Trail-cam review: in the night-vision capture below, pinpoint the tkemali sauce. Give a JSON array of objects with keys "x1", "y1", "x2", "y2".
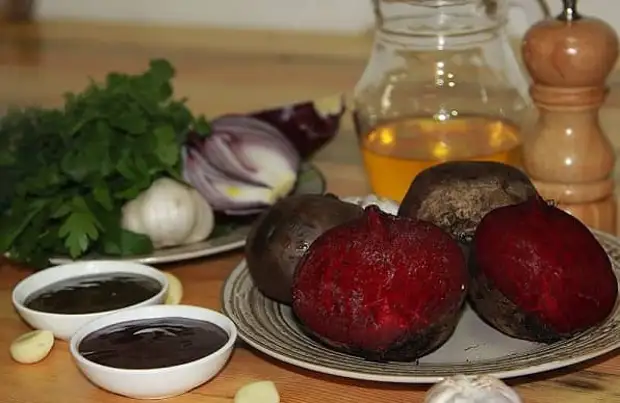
[
  {"x1": 78, "y1": 317, "x2": 229, "y2": 369},
  {"x1": 24, "y1": 272, "x2": 162, "y2": 314}
]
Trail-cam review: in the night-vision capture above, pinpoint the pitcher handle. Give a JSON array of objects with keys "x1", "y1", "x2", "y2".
[{"x1": 509, "y1": 0, "x2": 551, "y2": 26}]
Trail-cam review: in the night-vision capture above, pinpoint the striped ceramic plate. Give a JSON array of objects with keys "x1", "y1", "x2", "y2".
[{"x1": 221, "y1": 230, "x2": 620, "y2": 383}]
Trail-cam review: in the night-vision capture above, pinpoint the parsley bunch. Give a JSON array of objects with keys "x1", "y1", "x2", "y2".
[{"x1": 0, "y1": 59, "x2": 209, "y2": 268}]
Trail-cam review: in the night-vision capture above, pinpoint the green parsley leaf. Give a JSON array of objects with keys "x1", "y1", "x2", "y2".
[
  {"x1": 93, "y1": 183, "x2": 113, "y2": 211},
  {"x1": 58, "y1": 197, "x2": 101, "y2": 258},
  {"x1": 154, "y1": 125, "x2": 180, "y2": 166},
  {"x1": 101, "y1": 228, "x2": 154, "y2": 257}
]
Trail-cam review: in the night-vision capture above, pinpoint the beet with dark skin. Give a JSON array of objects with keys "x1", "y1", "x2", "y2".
[
  {"x1": 245, "y1": 193, "x2": 363, "y2": 305},
  {"x1": 398, "y1": 161, "x2": 539, "y2": 247},
  {"x1": 292, "y1": 206, "x2": 468, "y2": 362},
  {"x1": 469, "y1": 196, "x2": 618, "y2": 343}
]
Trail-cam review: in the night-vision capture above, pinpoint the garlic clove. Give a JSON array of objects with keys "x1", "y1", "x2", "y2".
[
  {"x1": 163, "y1": 272, "x2": 184, "y2": 305},
  {"x1": 10, "y1": 330, "x2": 55, "y2": 364},
  {"x1": 234, "y1": 380, "x2": 280, "y2": 403}
]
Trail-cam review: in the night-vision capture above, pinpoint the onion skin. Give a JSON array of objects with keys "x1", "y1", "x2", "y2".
[{"x1": 251, "y1": 94, "x2": 346, "y2": 159}]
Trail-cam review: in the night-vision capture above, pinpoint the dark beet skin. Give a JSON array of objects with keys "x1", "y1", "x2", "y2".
[
  {"x1": 469, "y1": 197, "x2": 618, "y2": 343},
  {"x1": 245, "y1": 194, "x2": 363, "y2": 305},
  {"x1": 398, "y1": 161, "x2": 538, "y2": 247},
  {"x1": 292, "y1": 206, "x2": 468, "y2": 362}
]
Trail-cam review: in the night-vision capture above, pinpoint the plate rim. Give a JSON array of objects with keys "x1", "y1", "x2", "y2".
[
  {"x1": 221, "y1": 229, "x2": 620, "y2": 384},
  {"x1": 48, "y1": 163, "x2": 325, "y2": 266},
  {"x1": 50, "y1": 239, "x2": 247, "y2": 266}
]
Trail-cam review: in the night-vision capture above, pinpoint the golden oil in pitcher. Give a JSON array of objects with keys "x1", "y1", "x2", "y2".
[{"x1": 357, "y1": 115, "x2": 523, "y2": 202}]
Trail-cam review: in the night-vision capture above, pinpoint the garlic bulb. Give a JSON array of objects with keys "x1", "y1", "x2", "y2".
[
  {"x1": 183, "y1": 189, "x2": 216, "y2": 245},
  {"x1": 121, "y1": 177, "x2": 215, "y2": 248},
  {"x1": 424, "y1": 375, "x2": 522, "y2": 403},
  {"x1": 340, "y1": 194, "x2": 400, "y2": 215}
]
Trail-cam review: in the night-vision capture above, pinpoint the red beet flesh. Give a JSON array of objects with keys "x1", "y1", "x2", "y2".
[
  {"x1": 292, "y1": 206, "x2": 468, "y2": 362},
  {"x1": 470, "y1": 197, "x2": 618, "y2": 342}
]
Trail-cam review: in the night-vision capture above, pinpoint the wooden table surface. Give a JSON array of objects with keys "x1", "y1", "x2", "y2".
[{"x1": 2, "y1": 20, "x2": 620, "y2": 403}]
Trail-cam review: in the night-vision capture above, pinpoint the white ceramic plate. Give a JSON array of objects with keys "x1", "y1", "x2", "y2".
[
  {"x1": 50, "y1": 163, "x2": 325, "y2": 265},
  {"x1": 221, "y1": 230, "x2": 620, "y2": 383}
]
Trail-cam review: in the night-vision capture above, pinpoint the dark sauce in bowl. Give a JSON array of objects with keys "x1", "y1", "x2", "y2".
[
  {"x1": 78, "y1": 317, "x2": 229, "y2": 369},
  {"x1": 24, "y1": 272, "x2": 162, "y2": 314}
]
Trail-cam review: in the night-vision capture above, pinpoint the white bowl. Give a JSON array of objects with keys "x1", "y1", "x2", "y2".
[
  {"x1": 69, "y1": 304, "x2": 237, "y2": 400},
  {"x1": 12, "y1": 261, "x2": 168, "y2": 341}
]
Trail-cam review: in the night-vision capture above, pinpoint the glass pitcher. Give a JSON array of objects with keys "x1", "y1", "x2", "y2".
[{"x1": 353, "y1": 0, "x2": 549, "y2": 202}]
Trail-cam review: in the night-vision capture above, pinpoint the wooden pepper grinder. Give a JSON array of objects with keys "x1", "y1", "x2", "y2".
[{"x1": 521, "y1": 0, "x2": 620, "y2": 234}]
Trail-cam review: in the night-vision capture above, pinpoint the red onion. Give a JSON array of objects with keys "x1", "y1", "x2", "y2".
[{"x1": 182, "y1": 116, "x2": 301, "y2": 215}]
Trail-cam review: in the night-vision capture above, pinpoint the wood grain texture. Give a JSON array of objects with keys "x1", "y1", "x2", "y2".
[{"x1": 1, "y1": 20, "x2": 620, "y2": 403}]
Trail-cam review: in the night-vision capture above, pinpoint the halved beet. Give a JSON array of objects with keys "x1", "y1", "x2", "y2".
[
  {"x1": 469, "y1": 196, "x2": 618, "y2": 342},
  {"x1": 292, "y1": 206, "x2": 467, "y2": 362},
  {"x1": 245, "y1": 193, "x2": 363, "y2": 305}
]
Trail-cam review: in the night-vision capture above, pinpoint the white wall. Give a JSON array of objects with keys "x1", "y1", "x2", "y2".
[{"x1": 36, "y1": 0, "x2": 620, "y2": 36}]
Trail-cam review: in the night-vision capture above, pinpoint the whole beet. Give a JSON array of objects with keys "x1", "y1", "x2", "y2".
[
  {"x1": 292, "y1": 206, "x2": 468, "y2": 362},
  {"x1": 398, "y1": 161, "x2": 539, "y2": 247},
  {"x1": 469, "y1": 196, "x2": 618, "y2": 342},
  {"x1": 245, "y1": 193, "x2": 363, "y2": 305}
]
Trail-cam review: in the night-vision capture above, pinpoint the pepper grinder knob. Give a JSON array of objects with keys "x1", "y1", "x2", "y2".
[
  {"x1": 522, "y1": 0, "x2": 618, "y2": 88},
  {"x1": 521, "y1": 0, "x2": 620, "y2": 234},
  {"x1": 558, "y1": 0, "x2": 580, "y2": 21}
]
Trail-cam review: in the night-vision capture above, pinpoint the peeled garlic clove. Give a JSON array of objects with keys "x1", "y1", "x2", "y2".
[
  {"x1": 164, "y1": 272, "x2": 183, "y2": 305},
  {"x1": 10, "y1": 330, "x2": 55, "y2": 364},
  {"x1": 234, "y1": 381, "x2": 280, "y2": 403},
  {"x1": 425, "y1": 375, "x2": 522, "y2": 403}
]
